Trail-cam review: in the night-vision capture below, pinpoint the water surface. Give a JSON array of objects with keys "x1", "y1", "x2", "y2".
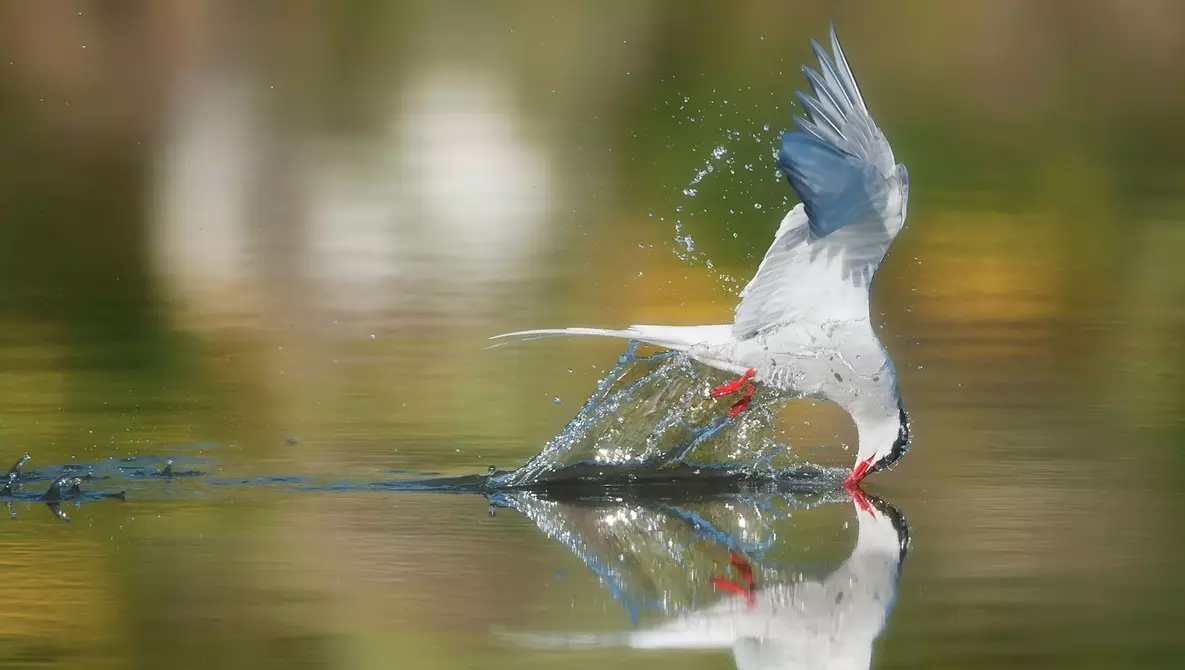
[{"x1": 2, "y1": 2, "x2": 1185, "y2": 668}]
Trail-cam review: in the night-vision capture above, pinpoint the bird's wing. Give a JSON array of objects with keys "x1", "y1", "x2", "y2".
[{"x1": 732, "y1": 26, "x2": 909, "y2": 339}]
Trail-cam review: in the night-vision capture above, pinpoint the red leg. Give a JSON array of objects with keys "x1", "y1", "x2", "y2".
[
  {"x1": 729, "y1": 551, "x2": 754, "y2": 589},
  {"x1": 711, "y1": 575, "x2": 747, "y2": 597},
  {"x1": 710, "y1": 368, "x2": 756, "y2": 398},
  {"x1": 712, "y1": 551, "x2": 756, "y2": 608},
  {"x1": 727, "y1": 384, "x2": 756, "y2": 418}
]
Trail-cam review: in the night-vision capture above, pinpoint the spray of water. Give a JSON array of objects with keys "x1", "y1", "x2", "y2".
[
  {"x1": 669, "y1": 134, "x2": 744, "y2": 293},
  {"x1": 494, "y1": 343, "x2": 840, "y2": 488},
  {"x1": 494, "y1": 96, "x2": 819, "y2": 489},
  {"x1": 660, "y1": 94, "x2": 793, "y2": 296}
]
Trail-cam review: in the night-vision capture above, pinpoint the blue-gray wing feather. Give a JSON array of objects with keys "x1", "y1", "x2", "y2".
[
  {"x1": 778, "y1": 132, "x2": 888, "y2": 237},
  {"x1": 732, "y1": 26, "x2": 909, "y2": 338},
  {"x1": 779, "y1": 26, "x2": 899, "y2": 238}
]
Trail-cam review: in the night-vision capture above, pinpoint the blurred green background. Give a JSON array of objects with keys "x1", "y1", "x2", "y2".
[{"x1": 1, "y1": 0, "x2": 1184, "y2": 667}]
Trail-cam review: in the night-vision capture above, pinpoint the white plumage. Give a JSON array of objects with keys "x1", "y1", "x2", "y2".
[{"x1": 493, "y1": 26, "x2": 912, "y2": 487}]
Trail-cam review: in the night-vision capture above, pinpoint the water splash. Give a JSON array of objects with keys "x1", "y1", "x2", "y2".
[
  {"x1": 492, "y1": 345, "x2": 838, "y2": 489},
  {"x1": 499, "y1": 100, "x2": 814, "y2": 490},
  {"x1": 663, "y1": 129, "x2": 790, "y2": 297},
  {"x1": 670, "y1": 136, "x2": 737, "y2": 274},
  {"x1": 2, "y1": 452, "x2": 211, "y2": 512}
]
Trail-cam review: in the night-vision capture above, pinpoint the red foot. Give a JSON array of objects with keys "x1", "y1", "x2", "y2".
[
  {"x1": 710, "y1": 576, "x2": 756, "y2": 607},
  {"x1": 728, "y1": 551, "x2": 754, "y2": 587},
  {"x1": 727, "y1": 384, "x2": 756, "y2": 418},
  {"x1": 711, "y1": 551, "x2": 756, "y2": 608},
  {"x1": 710, "y1": 368, "x2": 756, "y2": 398}
]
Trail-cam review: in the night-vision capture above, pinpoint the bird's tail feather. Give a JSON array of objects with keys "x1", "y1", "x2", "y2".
[{"x1": 488, "y1": 324, "x2": 733, "y2": 353}]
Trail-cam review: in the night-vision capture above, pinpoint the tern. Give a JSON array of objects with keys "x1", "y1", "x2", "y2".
[{"x1": 492, "y1": 26, "x2": 912, "y2": 489}]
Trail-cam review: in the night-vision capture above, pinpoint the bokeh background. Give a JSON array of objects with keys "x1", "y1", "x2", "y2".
[{"x1": 1, "y1": 0, "x2": 1184, "y2": 668}]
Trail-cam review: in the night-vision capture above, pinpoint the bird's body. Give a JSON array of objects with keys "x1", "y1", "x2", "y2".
[{"x1": 493, "y1": 26, "x2": 912, "y2": 486}]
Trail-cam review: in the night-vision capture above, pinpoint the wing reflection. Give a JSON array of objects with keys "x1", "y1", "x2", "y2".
[{"x1": 494, "y1": 487, "x2": 909, "y2": 670}]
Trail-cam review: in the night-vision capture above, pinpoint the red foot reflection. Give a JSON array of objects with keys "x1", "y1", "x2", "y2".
[{"x1": 711, "y1": 551, "x2": 756, "y2": 608}]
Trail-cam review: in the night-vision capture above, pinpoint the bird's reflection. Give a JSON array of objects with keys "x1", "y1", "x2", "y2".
[{"x1": 492, "y1": 486, "x2": 909, "y2": 670}]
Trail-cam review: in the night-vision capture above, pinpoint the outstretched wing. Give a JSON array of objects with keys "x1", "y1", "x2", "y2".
[{"x1": 732, "y1": 26, "x2": 909, "y2": 339}]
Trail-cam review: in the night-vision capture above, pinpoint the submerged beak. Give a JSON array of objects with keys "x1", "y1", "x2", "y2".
[{"x1": 844, "y1": 456, "x2": 875, "y2": 489}]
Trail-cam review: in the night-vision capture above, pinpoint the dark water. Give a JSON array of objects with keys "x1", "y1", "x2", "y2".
[{"x1": 3, "y1": 2, "x2": 1185, "y2": 668}]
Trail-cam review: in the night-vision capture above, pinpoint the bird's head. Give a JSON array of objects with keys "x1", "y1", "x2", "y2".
[{"x1": 845, "y1": 403, "x2": 911, "y2": 488}]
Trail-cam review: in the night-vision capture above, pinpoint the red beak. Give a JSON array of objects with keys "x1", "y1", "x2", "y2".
[{"x1": 843, "y1": 457, "x2": 874, "y2": 489}]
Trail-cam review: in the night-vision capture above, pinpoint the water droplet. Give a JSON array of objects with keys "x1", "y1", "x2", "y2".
[
  {"x1": 553, "y1": 396, "x2": 562, "y2": 404},
  {"x1": 754, "y1": 203, "x2": 762, "y2": 210},
  {"x1": 567, "y1": 368, "x2": 573, "y2": 374}
]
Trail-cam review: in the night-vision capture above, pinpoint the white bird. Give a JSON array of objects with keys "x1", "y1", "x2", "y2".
[{"x1": 492, "y1": 26, "x2": 912, "y2": 489}]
